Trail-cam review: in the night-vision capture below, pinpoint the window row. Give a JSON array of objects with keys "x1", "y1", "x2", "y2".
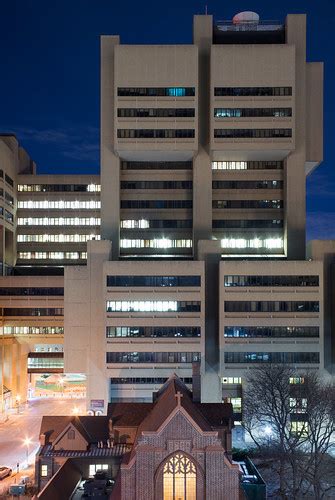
[
  {"x1": 18, "y1": 218, "x2": 101, "y2": 226},
  {"x1": 214, "y1": 108, "x2": 292, "y2": 118},
  {"x1": 121, "y1": 219, "x2": 192, "y2": 229},
  {"x1": 118, "y1": 108, "x2": 195, "y2": 118},
  {"x1": 106, "y1": 300, "x2": 201, "y2": 313},
  {"x1": 28, "y1": 358, "x2": 64, "y2": 368},
  {"x1": 213, "y1": 200, "x2": 283, "y2": 209},
  {"x1": 224, "y1": 301, "x2": 319, "y2": 313},
  {"x1": 214, "y1": 87, "x2": 292, "y2": 97},
  {"x1": 18, "y1": 184, "x2": 101, "y2": 192},
  {"x1": 224, "y1": 352, "x2": 319, "y2": 364},
  {"x1": 106, "y1": 275, "x2": 201, "y2": 287},
  {"x1": 214, "y1": 128, "x2": 292, "y2": 139},
  {"x1": 224, "y1": 326, "x2": 319, "y2": 338},
  {"x1": 17, "y1": 234, "x2": 100, "y2": 243},
  {"x1": 213, "y1": 219, "x2": 283, "y2": 228},
  {"x1": 121, "y1": 200, "x2": 192, "y2": 209},
  {"x1": 212, "y1": 161, "x2": 283, "y2": 170},
  {"x1": 221, "y1": 237, "x2": 283, "y2": 249},
  {"x1": 117, "y1": 129, "x2": 195, "y2": 139},
  {"x1": 121, "y1": 181, "x2": 192, "y2": 190},
  {"x1": 18, "y1": 252, "x2": 87, "y2": 260},
  {"x1": 106, "y1": 351, "x2": 200, "y2": 363},
  {"x1": 0, "y1": 287, "x2": 64, "y2": 296},
  {"x1": 120, "y1": 239, "x2": 192, "y2": 249},
  {"x1": 110, "y1": 377, "x2": 193, "y2": 384},
  {"x1": 106, "y1": 326, "x2": 201, "y2": 338},
  {"x1": 117, "y1": 87, "x2": 195, "y2": 97},
  {"x1": 4, "y1": 308, "x2": 64, "y2": 316},
  {"x1": 224, "y1": 275, "x2": 319, "y2": 287},
  {"x1": 121, "y1": 161, "x2": 192, "y2": 170},
  {"x1": 4, "y1": 326, "x2": 64, "y2": 335},
  {"x1": 18, "y1": 200, "x2": 101, "y2": 209},
  {"x1": 213, "y1": 180, "x2": 282, "y2": 190}
]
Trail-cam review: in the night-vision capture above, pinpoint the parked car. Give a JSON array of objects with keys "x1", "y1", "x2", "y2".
[{"x1": 0, "y1": 467, "x2": 12, "y2": 480}]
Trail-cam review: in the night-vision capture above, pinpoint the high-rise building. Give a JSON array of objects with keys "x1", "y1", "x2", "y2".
[{"x1": 0, "y1": 12, "x2": 332, "y2": 417}]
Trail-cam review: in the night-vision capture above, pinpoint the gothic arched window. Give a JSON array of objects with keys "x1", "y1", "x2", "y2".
[{"x1": 163, "y1": 453, "x2": 196, "y2": 499}]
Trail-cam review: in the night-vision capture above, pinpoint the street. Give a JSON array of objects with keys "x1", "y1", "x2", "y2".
[{"x1": 0, "y1": 398, "x2": 86, "y2": 496}]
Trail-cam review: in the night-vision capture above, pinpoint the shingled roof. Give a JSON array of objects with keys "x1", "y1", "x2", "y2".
[{"x1": 39, "y1": 415, "x2": 110, "y2": 444}]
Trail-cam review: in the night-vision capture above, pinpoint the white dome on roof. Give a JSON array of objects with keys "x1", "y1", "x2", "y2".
[{"x1": 232, "y1": 11, "x2": 260, "y2": 24}]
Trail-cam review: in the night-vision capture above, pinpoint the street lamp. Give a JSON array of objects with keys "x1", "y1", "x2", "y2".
[{"x1": 23, "y1": 437, "x2": 32, "y2": 466}]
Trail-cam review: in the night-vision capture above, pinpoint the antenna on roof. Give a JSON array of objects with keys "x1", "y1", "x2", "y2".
[{"x1": 205, "y1": 4, "x2": 208, "y2": 15}]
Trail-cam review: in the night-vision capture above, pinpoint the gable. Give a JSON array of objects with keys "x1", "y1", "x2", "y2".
[
  {"x1": 140, "y1": 410, "x2": 218, "y2": 450},
  {"x1": 53, "y1": 422, "x2": 88, "y2": 451}
]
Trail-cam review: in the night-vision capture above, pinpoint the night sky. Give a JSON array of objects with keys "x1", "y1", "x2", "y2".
[{"x1": 0, "y1": 0, "x2": 334, "y2": 241}]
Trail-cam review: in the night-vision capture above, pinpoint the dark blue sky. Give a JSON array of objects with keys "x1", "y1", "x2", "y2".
[{"x1": 0, "y1": 0, "x2": 334, "y2": 241}]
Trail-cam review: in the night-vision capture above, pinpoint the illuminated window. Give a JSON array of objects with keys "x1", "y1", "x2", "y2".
[
  {"x1": 291, "y1": 421, "x2": 308, "y2": 435},
  {"x1": 41, "y1": 465, "x2": 48, "y2": 477},
  {"x1": 163, "y1": 453, "x2": 196, "y2": 500},
  {"x1": 17, "y1": 200, "x2": 100, "y2": 209},
  {"x1": 17, "y1": 218, "x2": 100, "y2": 226},
  {"x1": 106, "y1": 301, "x2": 200, "y2": 313},
  {"x1": 89, "y1": 464, "x2": 109, "y2": 477},
  {"x1": 221, "y1": 377, "x2": 242, "y2": 384},
  {"x1": 289, "y1": 377, "x2": 305, "y2": 384},
  {"x1": 17, "y1": 234, "x2": 99, "y2": 243},
  {"x1": 120, "y1": 239, "x2": 192, "y2": 249},
  {"x1": 221, "y1": 238, "x2": 283, "y2": 250}
]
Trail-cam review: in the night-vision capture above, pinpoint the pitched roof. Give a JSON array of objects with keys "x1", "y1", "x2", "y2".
[
  {"x1": 108, "y1": 402, "x2": 154, "y2": 426},
  {"x1": 40, "y1": 416, "x2": 110, "y2": 444}
]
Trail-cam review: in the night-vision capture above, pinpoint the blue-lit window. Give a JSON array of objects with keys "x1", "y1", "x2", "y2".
[{"x1": 167, "y1": 87, "x2": 185, "y2": 97}]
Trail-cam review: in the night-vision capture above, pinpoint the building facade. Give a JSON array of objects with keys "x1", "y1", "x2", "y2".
[{"x1": 1, "y1": 12, "x2": 333, "y2": 417}]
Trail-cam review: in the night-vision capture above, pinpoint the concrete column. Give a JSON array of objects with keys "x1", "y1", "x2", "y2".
[
  {"x1": 100, "y1": 35, "x2": 120, "y2": 260},
  {"x1": 193, "y1": 16, "x2": 213, "y2": 257},
  {"x1": 285, "y1": 15, "x2": 307, "y2": 260}
]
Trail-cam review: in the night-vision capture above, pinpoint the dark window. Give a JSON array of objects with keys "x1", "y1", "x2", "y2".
[
  {"x1": 5, "y1": 192, "x2": 14, "y2": 205},
  {"x1": 214, "y1": 108, "x2": 292, "y2": 118},
  {"x1": 117, "y1": 87, "x2": 195, "y2": 97},
  {"x1": 121, "y1": 161, "x2": 192, "y2": 170},
  {"x1": 121, "y1": 200, "x2": 192, "y2": 209},
  {"x1": 224, "y1": 352, "x2": 319, "y2": 364},
  {"x1": 4, "y1": 210, "x2": 13, "y2": 223},
  {"x1": 106, "y1": 352, "x2": 200, "y2": 363},
  {"x1": 213, "y1": 180, "x2": 283, "y2": 190},
  {"x1": 106, "y1": 326, "x2": 201, "y2": 338},
  {"x1": 214, "y1": 128, "x2": 292, "y2": 139},
  {"x1": 110, "y1": 377, "x2": 192, "y2": 384},
  {"x1": 118, "y1": 108, "x2": 195, "y2": 118},
  {"x1": 224, "y1": 326, "x2": 319, "y2": 338},
  {"x1": 4, "y1": 308, "x2": 64, "y2": 316},
  {"x1": 107, "y1": 276, "x2": 200, "y2": 287},
  {"x1": 117, "y1": 129, "x2": 195, "y2": 139},
  {"x1": 212, "y1": 200, "x2": 283, "y2": 209},
  {"x1": 224, "y1": 301, "x2": 319, "y2": 313},
  {"x1": 5, "y1": 174, "x2": 14, "y2": 187},
  {"x1": 224, "y1": 275, "x2": 319, "y2": 287},
  {"x1": 0, "y1": 287, "x2": 64, "y2": 296},
  {"x1": 121, "y1": 181, "x2": 192, "y2": 190},
  {"x1": 214, "y1": 87, "x2": 292, "y2": 97},
  {"x1": 213, "y1": 219, "x2": 283, "y2": 229}
]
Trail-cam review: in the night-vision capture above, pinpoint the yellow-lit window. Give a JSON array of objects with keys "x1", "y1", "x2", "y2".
[
  {"x1": 163, "y1": 453, "x2": 196, "y2": 500},
  {"x1": 41, "y1": 465, "x2": 48, "y2": 477}
]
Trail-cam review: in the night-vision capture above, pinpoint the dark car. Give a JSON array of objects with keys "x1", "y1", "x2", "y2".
[{"x1": 0, "y1": 467, "x2": 12, "y2": 480}]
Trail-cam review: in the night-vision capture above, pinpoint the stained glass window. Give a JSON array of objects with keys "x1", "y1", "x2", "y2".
[{"x1": 163, "y1": 453, "x2": 196, "y2": 500}]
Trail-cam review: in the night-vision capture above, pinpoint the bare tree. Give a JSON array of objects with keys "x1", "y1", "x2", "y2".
[{"x1": 241, "y1": 365, "x2": 335, "y2": 499}]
